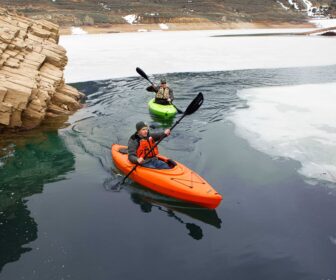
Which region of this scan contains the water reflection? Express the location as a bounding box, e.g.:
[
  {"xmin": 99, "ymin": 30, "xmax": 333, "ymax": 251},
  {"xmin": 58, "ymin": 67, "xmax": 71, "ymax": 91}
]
[
  {"xmin": 0, "ymin": 132, "xmax": 75, "ymax": 272},
  {"xmin": 131, "ymin": 193, "xmax": 204, "ymax": 240},
  {"xmin": 149, "ymin": 112, "xmax": 175, "ymax": 128},
  {"xmin": 126, "ymin": 184, "xmax": 221, "ymax": 240}
]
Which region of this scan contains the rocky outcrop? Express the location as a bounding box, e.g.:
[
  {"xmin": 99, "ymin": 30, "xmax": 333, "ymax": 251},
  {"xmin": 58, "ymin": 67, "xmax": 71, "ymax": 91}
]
[{"xmin": 0, "ymin": 8, "xmax": 84, "ymax": 131}]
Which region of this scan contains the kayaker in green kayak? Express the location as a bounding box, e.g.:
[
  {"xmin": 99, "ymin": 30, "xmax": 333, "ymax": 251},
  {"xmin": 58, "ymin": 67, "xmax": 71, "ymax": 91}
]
[
  {"xmin": 128, "ymin": 121, "xmax": 171, "ymax": 169},
  {"xmin": 153, "ymin": 78, "xmax": 174, "ymax": 105}
]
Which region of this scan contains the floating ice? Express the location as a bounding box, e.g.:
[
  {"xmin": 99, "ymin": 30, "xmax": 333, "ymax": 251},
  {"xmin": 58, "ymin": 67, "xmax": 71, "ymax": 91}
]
[{"xmin": 228, "ymin": 83, "xmax": 336, "ymax": 185}]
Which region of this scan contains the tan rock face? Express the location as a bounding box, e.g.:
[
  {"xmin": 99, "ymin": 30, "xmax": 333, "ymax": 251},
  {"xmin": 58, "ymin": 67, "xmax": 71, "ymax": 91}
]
[{"xmin": 0, "ymin": 8, "xmax": 84, "ymax": 131}]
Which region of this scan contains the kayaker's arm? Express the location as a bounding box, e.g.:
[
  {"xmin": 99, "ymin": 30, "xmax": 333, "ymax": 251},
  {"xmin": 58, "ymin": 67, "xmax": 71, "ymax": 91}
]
[
  {"xmin": 150, "ymin": 130, "xmax": 170, "ymax": 142},
  {"xmin": 127, "ymin": 137, "xmax": 139, "ymax": 164},
  {"xmin": 169, "ymin": 88, "xmax": 174, "ymax": 102}
]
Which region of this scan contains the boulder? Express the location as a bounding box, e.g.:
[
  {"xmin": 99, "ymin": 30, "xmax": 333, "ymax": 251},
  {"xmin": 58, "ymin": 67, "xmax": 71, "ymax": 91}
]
[{"xmin": 0, "ymin": 8, "xmax": 84, "ymax": 131}]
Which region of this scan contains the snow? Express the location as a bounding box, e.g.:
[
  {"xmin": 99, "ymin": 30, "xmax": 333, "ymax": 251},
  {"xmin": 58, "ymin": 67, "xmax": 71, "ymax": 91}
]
[
  {"xmin": 99, "ymin": 2, "xmax": 111, "ymax": 11},
  {"xmin": 302, "ymin": 0, "xmax": 315, "ymax": 16},
  {"xmin": 277, "ymin": 0, "xmax": 289, "ymax": 10},
  {"xmin": 310, "ymin": 18, "xmax": 336, "ymax": 28},
  {"xmin": 228, "ymin": 83, "xmax": 336, "ymax": 185},
  {"xmin": 123, "ymin": 14, "xmax": 137, "ymax": 24},
  {"xmin": 288, "ymin": 0, "xmax": 299, "ymax": 10},
  {"xmin": 159, "ymin": 23, "xmax": 169, "ymax": 30},
  {"xmin": 59, "ymin": 29, "xmax": 336, "ymax": 185},
  {"xmin": 302, "ymin": 0, "xmax": 312, "ymax": 10},
  {"xmin": 71, "ymin": 27, "xmax": 87, "ymax": 35},
  {"xmin": 279, "ymin": 0, "xmax": 317, "ymax": 12}
]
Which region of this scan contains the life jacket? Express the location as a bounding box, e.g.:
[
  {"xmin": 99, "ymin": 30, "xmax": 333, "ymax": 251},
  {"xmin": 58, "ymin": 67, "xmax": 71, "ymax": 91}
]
[
  {"xmin": 156, "ymin": 87, "xmax": 170, "ymax": 100},
  {"xmin": 136, "ymin": 136, "xmax": 159, "ymax": 158}
]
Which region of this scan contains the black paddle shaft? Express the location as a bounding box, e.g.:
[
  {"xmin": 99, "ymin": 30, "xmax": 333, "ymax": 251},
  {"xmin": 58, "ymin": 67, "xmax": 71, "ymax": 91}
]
[{"xmin": 121, "ymin": 92, "xmax": 204, "ymax": 184}]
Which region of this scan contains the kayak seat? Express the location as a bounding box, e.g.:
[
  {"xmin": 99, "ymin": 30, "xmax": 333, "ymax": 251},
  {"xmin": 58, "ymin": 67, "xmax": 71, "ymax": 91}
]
[
  {"xmin": 118, "ymin": 148, "xmax": 128, "ymax": 154},
  {"xmin": 154, "ymin": 98, "xmax": 170, "ymax": 105},
  {"xmin": 166, "ymin": 158, "xmax": 177, "ymax": 168}
]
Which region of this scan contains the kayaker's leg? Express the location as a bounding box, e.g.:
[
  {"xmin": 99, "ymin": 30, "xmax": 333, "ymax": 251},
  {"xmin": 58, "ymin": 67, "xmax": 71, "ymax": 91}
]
[
  {"xmin": 142, "ymin": 159, "xmax": 157, "ymax": 169},
  {"xmin": 142, "ymin": 158, "xmax": 170, "ymax": 169},
  {"xmin": 154, "ymin": 159, "xmax": 171, "ymax": 169},
  {"xmin": 154, "ymin": 98, "xmax": 169, "ymax": 105}
]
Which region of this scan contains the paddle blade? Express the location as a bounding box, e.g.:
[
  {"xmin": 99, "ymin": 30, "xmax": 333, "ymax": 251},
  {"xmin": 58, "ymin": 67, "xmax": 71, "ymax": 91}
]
[
  {"xmin": 186, "ymin": 223, "xmax": 203, "ymax": 240},
  {"xmin": 103, "ymin": 176, "xmax": 124, "ymax": 191},
  {"xmin": 184, "ymin": 92, "xmax": 204, "ymax": 115},
  {"xmin": 136, "ymin": 67, "xmax": 149, "ymax": 80},
  {"xmin": 146, "ymin": 85, "xmax": 156, "ymax": 92}
]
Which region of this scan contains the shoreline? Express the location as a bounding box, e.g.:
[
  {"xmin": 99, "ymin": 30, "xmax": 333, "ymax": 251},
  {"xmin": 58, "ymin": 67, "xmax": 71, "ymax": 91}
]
[{"xmin": 59, "ymin": 21, "xmax": 316, "ymax": 35}]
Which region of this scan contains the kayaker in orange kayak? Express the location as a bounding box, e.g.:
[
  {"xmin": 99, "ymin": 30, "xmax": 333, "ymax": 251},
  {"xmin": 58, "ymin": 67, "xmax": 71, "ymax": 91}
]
[
  {"xmin": 111, "ymin": 93, "xmax": 222, "ymax": 209},
  {"xmin": 128, "ymin": 121, "xmax": 171, "ymax": 169}
]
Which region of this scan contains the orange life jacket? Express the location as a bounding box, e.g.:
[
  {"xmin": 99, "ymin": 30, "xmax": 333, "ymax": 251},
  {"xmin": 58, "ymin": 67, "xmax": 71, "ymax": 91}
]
[{"xmin": 136, "ymin": 137, "xmax": 159, "ymax": 158}]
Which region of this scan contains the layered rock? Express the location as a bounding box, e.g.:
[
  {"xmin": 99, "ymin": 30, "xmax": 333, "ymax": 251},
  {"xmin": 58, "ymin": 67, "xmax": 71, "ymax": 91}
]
[{"xmin": 0, "ymin": 8, "xmax": 84, "ymax": 131}]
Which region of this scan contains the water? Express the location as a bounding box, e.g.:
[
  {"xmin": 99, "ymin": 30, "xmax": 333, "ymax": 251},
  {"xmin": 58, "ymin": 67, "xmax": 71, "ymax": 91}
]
[{"xmin": 1, "ymin": 65, "xmax": 336, "ymax": 279}]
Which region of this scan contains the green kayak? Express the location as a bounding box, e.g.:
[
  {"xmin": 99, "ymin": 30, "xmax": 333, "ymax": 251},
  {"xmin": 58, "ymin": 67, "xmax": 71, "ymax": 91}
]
[{"xmin": 148, "ymin": 98, "xmax": 177, "ymax": 118}]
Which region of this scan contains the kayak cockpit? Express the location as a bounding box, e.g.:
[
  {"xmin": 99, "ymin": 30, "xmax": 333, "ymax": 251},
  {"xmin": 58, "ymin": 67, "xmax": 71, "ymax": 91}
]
[{"xmin": 117, "ymin": 146, "xmax": 177, "ymax": 169}]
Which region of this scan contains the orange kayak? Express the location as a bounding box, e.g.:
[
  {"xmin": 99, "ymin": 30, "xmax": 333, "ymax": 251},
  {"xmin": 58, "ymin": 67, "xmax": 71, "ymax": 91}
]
[{"xmin": 111, "ymin": 144, "xmax": 222, "ymax": 209}]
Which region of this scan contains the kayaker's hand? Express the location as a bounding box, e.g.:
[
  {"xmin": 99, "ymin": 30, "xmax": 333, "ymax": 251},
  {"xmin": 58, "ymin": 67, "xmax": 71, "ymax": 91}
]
[
  {"xmin": 164, "ymin": 129, "xmax": 171, "ymax": 136},
  {"xmin": 137, "ymin": 157, "xmax": 144, "ymax": 164},
  {"xmin": 167, "ymin": 98, "xmax": 171, "ymax": 102}
]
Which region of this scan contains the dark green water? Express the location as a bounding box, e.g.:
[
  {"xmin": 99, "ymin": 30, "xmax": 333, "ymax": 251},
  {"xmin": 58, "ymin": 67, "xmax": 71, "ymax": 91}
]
[{"xmin": 1, "ymin": 65, "xmax": 336, "ymax": 280}]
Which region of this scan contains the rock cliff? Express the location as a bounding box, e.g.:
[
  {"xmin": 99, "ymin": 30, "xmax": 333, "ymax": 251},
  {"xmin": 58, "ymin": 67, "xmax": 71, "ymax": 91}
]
[{"xmin": 0, "ymin": 8, "xmax": 84, "ymax": 132}]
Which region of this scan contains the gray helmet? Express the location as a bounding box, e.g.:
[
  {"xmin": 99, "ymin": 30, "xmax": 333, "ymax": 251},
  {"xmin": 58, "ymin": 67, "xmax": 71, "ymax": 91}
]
[{"xmin": 160, "ymin": 78, "xmax": 166, "ymax": 84}]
